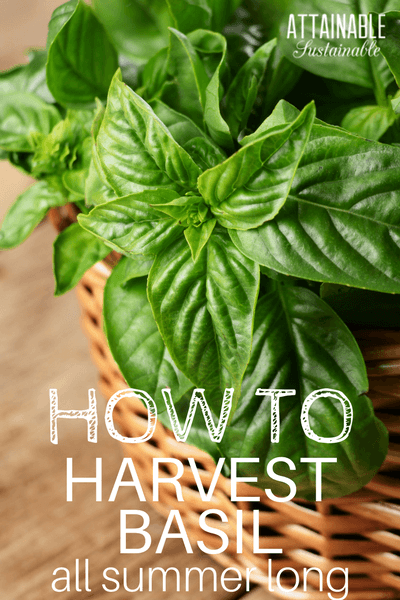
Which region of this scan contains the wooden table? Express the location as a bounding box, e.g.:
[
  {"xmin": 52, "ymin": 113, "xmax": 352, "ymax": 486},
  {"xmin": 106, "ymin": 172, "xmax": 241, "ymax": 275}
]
[
  {"xmin": 0, "ymin": 163, "xmax": 278, "ymax": 600},
  {"xmin": 0, "ymin": 2, "xmax": 273, "ymax": 598}
]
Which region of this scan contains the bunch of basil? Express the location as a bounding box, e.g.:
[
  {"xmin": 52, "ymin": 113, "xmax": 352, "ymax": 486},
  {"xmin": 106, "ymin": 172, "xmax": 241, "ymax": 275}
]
[{"xmin": 1, "ymin": 0, "xmax": 400, "ymax": 500}]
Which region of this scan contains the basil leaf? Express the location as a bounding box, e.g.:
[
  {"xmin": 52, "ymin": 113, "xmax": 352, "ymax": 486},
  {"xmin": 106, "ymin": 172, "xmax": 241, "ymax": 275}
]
[
  {"xmin": 0, "ymin": 93, "xmax": 61, "ymax": 152},
  {"xmin": 53, "ymin": 223, "xmax": 110, "ymax": 296},
  {"xmin": 151, "ymin": 195, "xmax": 198, "ymax": 222},
  {"xmin": 61, "ymin": 132, "xmax": 92, "ymax": 198},
  {"xmin": 280, "ymin": 0, "xmax": 395, "ymax": 96},
  {"xmin": 184, "ymin": 219, "xmax": 216, "ymax": 261},
  {"xmin": 341, "ymin": 105, "xmax": 396, "ymax": 141},
  {"xmin": 165, "ymin": 29, "xmax": 209, "ymax": 128},
  {"xmin": 104, "ymin": 258, "xmax": 193, "ymax": 410},
  {"xmin": 150, "ymin": 99, "xmax": 226, "ymax": 168},
  {"xmin": 167, "ymin": 0, "xmax": 241, "ymax": 33},
  {"xmin": 62, "ymin": 170, "xmax": 87, "ymax": 199},
  {"xmin": 241, "ymin": 98, "xmax": 300, "ymax": 145},
  {"xmin": 231, "ymin": 121, "xmax": 400, "ymax": 293},
  {"xmin": 148, "ymin": 229, "xmax": 260, "ymax": 414},
  {"xmin": 167, "ymin": 0, "xmax": 213, "ymax": 34},
  {"xmin": 198, "ymin": 102, "xmax": 315, "ymax": 230},
  {"xmin": 91, "ymin": 98, "xmax": 105, "ymax": 140},
  {"xmin": 262, "ymin": 47, "xmax": 302, "ymax": 117},
  {"xmin": 393, "ymin": 95, "xmax": 400, "ymax": 114},
  {"xmin": 216, "ymin": 282, "xmax": 388, "ymax": 500},
  {"xmin": 85, "ymin": 100, "xmax": 116, "ymax": 206},
  {"xmin": 141, "ymin": 47, "xmax": 169, "ymax": 100},
  {"xmin": 224, "ymin": 39, "xmax": 277, "ymax": 139},
  {"xmin": 93, "ymin": 0, "xmax": 170, "ymax": 65},
  {"xmin": 210, "ymin": 0, "xmax": 242, "ymax": 30},
  {"xmin": 47, "ymin": 0, "xmax": 118, "ymax": 107},
  {"xmin": 120, "ymin": 256, "xmax": 154, "ymax": 282},
  {"xmin": 372, "ymin": 11, "xmax": 400, "ymax": 86},
  {"xmin": 96, "ymin": 71, "xmax": 201, "ymax": 196},
  {"xmin": 78, "ymin": 189, "xmax": 184, "ymax": 257},
  {"xmin": 85, "ymin": 158, "xmax": 116, "ymax": 207},
  {"xmin": 156, "ymin": 391, "xmax": 218, "ymax": 459},
  {"xmin": 46, "ymin": 0, "xmax": 77, "ymax": 49},
  {"xmin": 31, "ymin": 109, "xmax": 93, "ymax": 181},
  {"xmin": 189, "ymin": 30, "xmax": 233, "ymax": 149},
  {"xmin": 0, "ymin": 181, "xmax": 66, "ymax": 249},
  {"xmin": 0, "ymin": 50, "xmax": 54, "ymax": 103}
]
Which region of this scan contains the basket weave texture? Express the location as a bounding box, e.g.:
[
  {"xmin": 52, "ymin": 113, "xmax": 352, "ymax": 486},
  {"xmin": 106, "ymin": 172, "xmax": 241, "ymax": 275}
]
[{"xmin": 50, "ymin": 208, "xmax": 400, "ymax": 599}]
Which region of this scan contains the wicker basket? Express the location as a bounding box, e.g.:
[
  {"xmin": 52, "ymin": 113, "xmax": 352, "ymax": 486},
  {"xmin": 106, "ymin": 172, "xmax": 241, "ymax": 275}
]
[{"xmin": 50, "ymin": 208, "xmax": 400, "ymax": 599}]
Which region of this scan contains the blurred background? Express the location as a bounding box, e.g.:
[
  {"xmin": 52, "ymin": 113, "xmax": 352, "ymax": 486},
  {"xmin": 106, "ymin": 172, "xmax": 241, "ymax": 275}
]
[{"xmin": 0, "ymin": 2, "xmax": 256, "ymax": 599}]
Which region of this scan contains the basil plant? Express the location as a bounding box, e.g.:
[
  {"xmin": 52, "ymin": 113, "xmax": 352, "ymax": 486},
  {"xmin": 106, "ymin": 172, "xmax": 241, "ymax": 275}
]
[{"xmin": 1, "ymin": 0, "xmax": 400, "ymax": 500}]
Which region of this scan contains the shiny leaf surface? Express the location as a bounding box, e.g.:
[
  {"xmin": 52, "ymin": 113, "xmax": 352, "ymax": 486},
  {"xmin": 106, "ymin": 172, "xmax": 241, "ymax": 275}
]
[
  {"xmin": 148, "ymin": 229, "xmax": 259, "ymax": 413},
  {"xmin": 53, "ymin": 223, "xmax": 110, "ymax": 295},
  {"xmin": 96, "ymin": 71, "xmax": 201, "ymax": 196},
  {"xmin": 232, "ymin": 105, "xmax": 400, "ymax": 292},
  {"xmin": 104, "ymin": 258, "xmax": 193, "ymax": 409},
  {"xmin": 47, "ymin": 0, "xmax": 118, "ymax": 107},
  {"xmin": 78, "ymin": 189, "xmax": 184, "ymax": 257},
  {"xmin": 0, "ymin": 92, "xmax": 60, "ymax": 152},
  {"xmin": 217, "ymin": 281, "xmax": 388, "ymax": 499},
  {"xmin": 198, "ymin": 102, "xmax": 315, "ymax": 229},
  {"xmin": 0, "ymin": 182, "xmax": 66, "ymax": 249}
]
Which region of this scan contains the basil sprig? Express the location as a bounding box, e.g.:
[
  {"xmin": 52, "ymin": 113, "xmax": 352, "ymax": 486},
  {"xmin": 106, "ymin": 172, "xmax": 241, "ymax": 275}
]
[{"xmin": 3, "ymin": 0, "xmax": 400, "ymax": 499}]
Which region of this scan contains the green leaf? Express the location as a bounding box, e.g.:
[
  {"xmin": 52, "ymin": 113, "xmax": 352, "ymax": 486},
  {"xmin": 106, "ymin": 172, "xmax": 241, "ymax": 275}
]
[
  {"xmin": 0, "ymin": 50, "xmax": 54, "ymax": 103},
  {"xmin": 341, "ymin": 104, "xmax": 396, "ymax": 141},
  {"xmin": 241, "ymin": 98, "xmax": 300, "ymax": 145},
  {"xmin": 262, "ymin": 47, "xmax": 302, "ymax": 117},
  {"xmin": 231, "ymin": 118, "xmax": 400, "ymax": 293},
  {"xmin": 0, "ymin": 181, "xmax": 66, "ymax": 249},
  {"xmin": 120, "ymin": 256, "xmax": 154, "ymax": 282},
  {"xmin": 167, "ymin": 0, "xmax": 242, "ymax": 33},
  {"xmin": 62, "ymin": 169, "xmax": 87, "ymax": 198},
  {"xmin": 280, "ymin": 0, "xmax": 395, "ymax": 96},
  {"xmin": 104, "ymin": 258, "xmax": 193, "ymax": 410},
  {"xmin": 391, "ymin": 92, "xmax": 400, "ymax": 115},
  {"xmin": 0, "ymin": 92, "xmax": 61, "ymax": 152},
  {"xmin": 224, "ymin": 39, "xmax": 277, "ymax": 139},
  {"xmin": 372, "ymin": 11, "xmax": 400, "ymax": 87},
  {"xmin": 91, "ymin": 98, "xmax": 105, "ymax": 140},
  {"xmin": 198, "ymin": 102, "xmax": 315, "ymax": 230},
  {"xmin": 93, "ymin": 0, "xmax": 170, "ymax": 65},
  {"xmin": 147, "ymin": 229, "xmax": 260, "ymax": 414},
  {"xmin": 165, "ymin": 28, "xmax": 209, "ymax": 128},
  {"xmin": 392, "ymin": 95, "xmax": 400, "ymax": 113},
  {"xmin": 46, "ymin": 0, "xmax": 118, "ymax": 107},
  {"xmin": 96, "ymin": 71, "xmax": 201, "ymax": 196},
  {"xmin": 85, "ymin": 100, "xmax": 116, "ymax": 206},
  {"xmin": 85, "ymin": 157, "xmax": 116, "ymax": 206},
  {"xmin": 46, "ymin": 0, "xmax": 78, "ymax": 49},
  {"xmin": 141, "ymin": 47, "xmax": 169, "ymax": 100},
  {"xmin": 167, "ymin": 0, "xmax": 212, "ymax": 33},
  {"xmin": 150, "ymin": 99, "xmax": 226, "ymax": 168},
  {"xmin": 151, "ymin": 195, "xmax": 198, "ymax": 221},
  {"xmin": 31, "ymin": 109, "xmax": 93, "ymax": 181},
  {"xmin": 53, "ymin": 223, "xmax": 110, "ymax": 295},
  {"xmin": 184, "ymin": 219, "xmax": 216, "ymax": 261},
  {"xmin": 189, "ymin": 29, "xmax": 232, "ymax": 149},
  {"xmin": 216, "ymin": 281, "xmax": 388, "ymax": 500},
  {"xmin": 209, "ymin": 0, "xmax": 242, "ymax": 30},
  {"xmin": 78, "ymin": 189, "xmax": 184, "ymax": 257}
]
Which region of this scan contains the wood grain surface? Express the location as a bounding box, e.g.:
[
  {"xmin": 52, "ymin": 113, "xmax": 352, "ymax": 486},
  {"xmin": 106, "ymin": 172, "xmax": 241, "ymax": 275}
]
[{"xmin": 0, "ymin": 2, "xmax": 274, "ymax": 598}]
